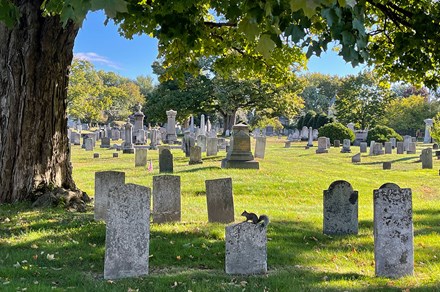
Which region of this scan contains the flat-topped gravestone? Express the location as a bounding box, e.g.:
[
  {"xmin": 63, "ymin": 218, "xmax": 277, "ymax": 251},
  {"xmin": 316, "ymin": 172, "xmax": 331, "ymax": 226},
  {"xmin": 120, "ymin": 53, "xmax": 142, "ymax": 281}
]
[
  {"xmin": 307, "ymin": 127, "xmax": 314, "ymax": 147},
  {"xmin": 396, "ymin": 142, "xmax": 404, "ymax": 154},
  {"xmin": 334, "ymin": 140, "xmax": 341, "ymax": 147},
  {"xmin": 383, "ymin": 162, "xmax": 392, "ymax": 170},
  {"xmin": 390, "ymin": 138, "xmax": 397, "ymax": 148},
  {"xmin": 254, "ymin": 136, "xmax": 267, "ymax": 158},
  {"xmin": 374, "ymin": 188, "xmax": 413, "ymax": 278},
  {"xmin": 205, "ymin": 178, "xmax": 234, "ymax": 223},
  {"xmin": 225, "ymin": 222, "xmax": 267, "ymax": 275},
  {"xmin": 221, "ymin": 123, "xmax": 259, "ymax": 169},
  {"xmin": 159, "ymin": 149, "xmax": 173, "ymax": 173},
  {"xmin": 135, "ymin": 148, "xmax": 147, "ymax": 167},
  {"xmin": 94, "ymin": 171, "xmax": 125, "ymax": 221},
  {"xmin": 407, "ymin": 142, "xmax": 416, "ymax": 154},
  {"xmin": 340, "ymin": 139, "xmax": 351, "ymax": 153},
  {"xmin": 285, "ymin": 141, "xmax": 291, "ymax": 148},
  {"xmin": 206, "ymin": 137, "xmax": 218, "ymax": 156},
  {"xmin": 420, "ymin": 148, "xmax": 433, "ymax": 169},
  {"xmin": 316, "ymin": 137, "xmax": 329, "ymax": 154},
  {"xmin": 71, "ymin": 132, "xmax": 81, "ymax": 145},
  {"xmin": 153, "ymin": 175, "xmax": 181, "ymax": 223},
  {"xmin": 93, "ymin": 153, "xmax": 99, "ymax": 158},
  {"xmin": 85, "ymin": 138, "xmax": 93, "ymax": 151},
  {"xmin": 403, "ymin": 135, "xmax": 411, "ymax": 151},
  {"xmin": 197, "ymin": 134, "xmax": 207, "ymax": 152},
  {"xmin": 189, "ymin": 146, "xmax": 203, "ymax": 165},
  {"xmin": 369, "ymin": 141, "xmax": 376, "ymax": 155},
  {"xmin": 360, "ymin": 142, "xmax": 367, "ymax": 153},
  {"xmin": 104, "ymin": 183, "xmax": 151, "ymax": 280},
  {"xmin": 113, "ymin": 152, "xmax": 118, "ymax": 158},
  {"xmin": 373, "ymin": 143, "xmax": 384, "ymax": 155},
  {"xmin": 352, "ymin": 153, "xmax": 361, "ymax": 163},
  {"xmin": 384, "ymin": 142, "xmax": 392, "ymax": 154},
  {"xmin": 101, "ymin": 137, "xmax": 111, "ymax": 148},
  {"xmin": 323, "ymin": 180, "xmax": 358, "ymax": 235}
]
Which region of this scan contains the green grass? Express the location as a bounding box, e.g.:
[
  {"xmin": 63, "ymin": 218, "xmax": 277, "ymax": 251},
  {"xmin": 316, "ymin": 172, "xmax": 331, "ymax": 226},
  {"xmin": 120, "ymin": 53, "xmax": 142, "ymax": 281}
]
[{"xmin": 1, "ymin": 138, "xmax": 440, "ymax": 291}]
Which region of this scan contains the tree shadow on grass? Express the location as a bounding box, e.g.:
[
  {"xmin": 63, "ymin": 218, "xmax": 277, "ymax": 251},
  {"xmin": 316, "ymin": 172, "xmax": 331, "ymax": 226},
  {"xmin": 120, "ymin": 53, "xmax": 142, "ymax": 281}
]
[
  {"xmin": 175, "ymin": 166, "xmax": 222, "ymax": 174},
  {"xmin": 357, "ymin": 156, "xmax": 419, "ymax": 166}
]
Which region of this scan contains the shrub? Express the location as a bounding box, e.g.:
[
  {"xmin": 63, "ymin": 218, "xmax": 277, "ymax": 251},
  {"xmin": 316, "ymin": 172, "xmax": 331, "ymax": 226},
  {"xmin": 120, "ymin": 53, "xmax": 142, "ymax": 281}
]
[
  {"xmin": 318, "ymin": 122, "xmax": 355, "ymax": 144},
  {"xmin": 366, "ymin": 125, "xmax": 402, "ymax": 143}
]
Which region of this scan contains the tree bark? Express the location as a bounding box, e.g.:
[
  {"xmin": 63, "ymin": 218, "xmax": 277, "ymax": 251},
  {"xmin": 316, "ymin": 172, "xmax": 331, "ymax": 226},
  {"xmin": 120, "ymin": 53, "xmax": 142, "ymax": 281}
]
[
  {"xmin": 222, "ymin": 111, "xmax": 237, "ymax": 135},
  {"xmin": 0, "ymin": 1, "xmax": 79, "ymax": 203}
]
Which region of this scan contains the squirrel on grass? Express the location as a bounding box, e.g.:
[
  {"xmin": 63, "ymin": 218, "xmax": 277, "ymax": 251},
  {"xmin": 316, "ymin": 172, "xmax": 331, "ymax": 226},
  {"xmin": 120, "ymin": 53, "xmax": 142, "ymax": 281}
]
[{"xmin": 241, "ymin": 210, "xmax": 269, "ymax": 228}]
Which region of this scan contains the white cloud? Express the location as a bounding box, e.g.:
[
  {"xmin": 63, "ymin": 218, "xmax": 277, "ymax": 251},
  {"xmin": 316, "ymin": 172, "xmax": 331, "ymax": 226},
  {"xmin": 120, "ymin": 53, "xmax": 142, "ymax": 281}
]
[{"xmin": 74, "ymin": 52, "xmax": 123, "ymax": 70}]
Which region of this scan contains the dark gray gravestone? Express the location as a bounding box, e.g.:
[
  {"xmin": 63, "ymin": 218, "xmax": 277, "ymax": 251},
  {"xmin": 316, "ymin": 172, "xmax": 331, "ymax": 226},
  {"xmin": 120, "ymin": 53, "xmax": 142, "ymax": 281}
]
[
  {"xmin": 383, "ymin": 162, "xmax": 392, "ymax": 170},
  {"xmin": 153, "ymin": 175, "xmax": 181, "ymax": 223},
  {"xmin": 420, "ymin": 148, "xmax": 433, "ymax": 169},
  {"xmin": 101, "ymin": 137, "xmax": 111, "ymax": 148},
  {"xmin": 360, "ymin": 142, "xmax": 367, "ymax": 153},
  {"xmin": 384, "ymin": 142, "xmax": 392, "ymax": 154},
  {"xmin": 396, "ymin": 142, "xmax": 404, "ymax": 154},
  {"xmin": 225, "ymin": 222, "xmax": 267, "ymax": 275},
  {"xmin": 351, "ymin": 153, "xmax": 361, "ymax": 163},
  {"xmin": 159, "ymin": 149, "xmax": 173, "ymax": 173},
  {"xmin": 433, "ymin": 143, "xmax": 439, "ymax": 150},
  {"xmin": 374, "ymin": 188, "xmax": 413, "ymax": 278},
  {"xmin": 189, "ymin": 146, "xmax": 203, "ymax": 165},
  {"xmin": 334, "ymin": 140, "xmax": 341, "ymax": 147},
  {"xmin": 93, "ymin": 153, "xmax": 99, "ymax": 158},
  {"xmin": 104, "ymin": 183, "xmax": 151, "ymax": 280},
  {"xmin": 205, "ymin": 178, "xmax": 234, "ymax": 223},
  {"xmin": 379, "ymin": 182, "xmax": 400, "ymax": 190},
  {"xmin": 323, "ymin": 180, "xmax": 358, "ymax": 235},
  {"xmin": 94, "ymin": 171, "xmax": 125, "ymax": 221}
]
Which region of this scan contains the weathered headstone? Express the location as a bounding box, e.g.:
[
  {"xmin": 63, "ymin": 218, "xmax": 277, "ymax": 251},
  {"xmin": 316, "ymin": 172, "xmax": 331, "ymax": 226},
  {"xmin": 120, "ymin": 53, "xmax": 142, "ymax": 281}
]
[
  {"xmin": 379, "ymin": 182, "xmax": 400, "ymax": 190},
  {"xmin": 254, "ymin": 137, "xmax": 267, "ymax": 158},
  {"xmin": 85, "ymin": 138, "xmax": 93, "ymax": 151},
  {"xmin": 206, "ymin": 137, "xmax": 218, "ymax": 156},
  {"xmin": 221, "ymin": 124, "xmax": 259, "ymax": 169},
  {"xmin": 420, "ymin": 148, "xmax": 433, "ymax": 169},
  {"xmin": 369, "ymin": 141, "xmax": 376, "ymax": 155},
  {"xmin": 284, "ymin": 141, "xmax": 291, "ymax": 148},
  {"xmin": 407, "ymin": 142, "xmax": 416, "ymax": 154},
  {"xmin": 433, "ymin": 143, "xmax": 439, "ymax": 150},
  {"xmin": 111, "ymin": 128, "xmax": 121, "ymax": 141},
  {"xmin": 352, "ymin": 153, "xmax": 361, "ymax": 163},
  {"xmin": 100, "ymin": 137, "xmax": 111, "ymax": 148},
  {"xmin": 189, "ymin": 146, "xmax": 203, "ymax": 165},
  {"xmin": 104, "ymin": 184, "xmax": 151, "ymax": 280},
  {"xmin": 396, "ymin": 142, "xmax": 404, "ymax": 154},
  {"xmin": 94, "ymin": 171, "xmax": 125, "ymax": 221},
  {"xmin": 225, "ymin": 222, "xmax": 267, "ymax": 275},
  {"xmin": 390, "ymin": 138, "xmax": 397, "ymax": 148},
  {"xmin": 135, "ymin": 148, "xmax": 148, "ymax": 167},
  {"xmin": 165, "ymin": 109, "xmax": 178, "ymax": 144},
  {"xmin": 374, "ymin": 188, "xmax": 413, "ymax": 278},
  {"xmin": 383, "ymin": 162, "xmax": 392, "ymax": 170},
  {"xmin": 424, "ymin": 118, "xmax": 433, "ymax": 143},
  {"xmin": 205, "ymin": 178, "xmax": 234, "ymax": 223},
  {"xmin": 384, "ymin": 142, "xmax": 392, "ymax": 154},
  {"xmin": 307, "ymin": 127, "xmax": 314, "ymax": 147},
  {"xmin": 93, "ymin": 153, "xmax": 99, "ymax": 158},
  {"xmin": 360, "ymin": 142, "xmax": 367, "ymax": 153},
  {"xmin": 158, "ymin": 145, "xmax": 171, "ymax": 155},
  {"xmin": 340, "ymin": 139, "xmax": 351, "ymax": 153},
  {"xmin": 71, "ymin": 132, "xmax": 81, "ymax": 145},
  {"xmin": 403, "ymin": 135, "xmax": 412, "ymax": 151},
  {"xmin": 159, "ymin": 149, "xmax": 173, "ymax": 173},
  {"xmin": 123, "ymin": 119, "xmax": 135, "ymax": 154},
  {"xmin": 323, "ymin": 181, "xmax": 358, "ymax": 235},
  {"xmin": 334, "ymin": 140, "xmax": 341, "ymax": 147},
  {"xmin": 373, "ymin": 143, "xmax": 384, "ymax": 155},
  {"xmin": 197, "ymin": 134, "xmax": 207, "ymax": 152},
  {"xmin": 113, "ymin": 152, "xmax": 118, "ymax": 158},
  {"xmin": 153, "ymin": 175, "xmax": 181, "ymax": 223},
  {"xmin": 316, "ymin": 137, "xmax": 329, "ymax": 154}
]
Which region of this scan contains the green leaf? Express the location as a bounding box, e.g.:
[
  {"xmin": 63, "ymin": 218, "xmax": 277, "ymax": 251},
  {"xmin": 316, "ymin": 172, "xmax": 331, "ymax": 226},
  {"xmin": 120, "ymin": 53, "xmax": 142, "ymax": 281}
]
[
  {"xmin": 91, "ymin": 0, "xmax": 128, "ymax": 18},
  {"xmin": 321, "ymin": 7, "xmax": 339, "ymax": 27},
  {"xmin": 238, "ymin": 18, "xmax": 260, "ymax": 41},
  {"xmin": 352, "ymin": 19, "xmax": 365, "ymax": 35},
  {"xmin": 256, "ymin": 34, "xmax": 276, "ymax": 59},
  {"xmin": 290, "ymin": 0, "xmax": 306, "ymax": 12},
  {"xmin": 290, "ymin": 25, "xmax": 306, "ymax": 42}
]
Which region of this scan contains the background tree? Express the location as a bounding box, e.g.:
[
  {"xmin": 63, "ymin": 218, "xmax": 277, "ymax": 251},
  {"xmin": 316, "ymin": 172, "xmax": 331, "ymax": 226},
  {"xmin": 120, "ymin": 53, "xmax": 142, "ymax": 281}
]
[
  {"xmin": 298, "ymin": 73, "xmax": 341, "ymax": 114},
  {"xmin": 431, "ymin": 112, "xmax": 440, "ymax": 143},
  {"xmin": 335, "ymin": 71, "xmax": 393, "ymax": 129}
]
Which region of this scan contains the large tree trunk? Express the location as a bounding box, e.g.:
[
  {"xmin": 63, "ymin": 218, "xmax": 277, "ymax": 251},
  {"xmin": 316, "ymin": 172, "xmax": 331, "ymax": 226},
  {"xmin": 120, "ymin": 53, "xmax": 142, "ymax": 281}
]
[
  {"xmin": 0, "ymin": 1, "xmax": 79, "ymax": 203},
  {"xmin": 222, "ymin": 111, "xmax": 237, "ymax": 135}
]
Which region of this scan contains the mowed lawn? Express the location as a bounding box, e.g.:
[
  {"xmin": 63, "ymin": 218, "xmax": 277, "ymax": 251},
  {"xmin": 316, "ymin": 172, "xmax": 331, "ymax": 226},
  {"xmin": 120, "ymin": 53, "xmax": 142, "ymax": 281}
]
[{"xmin": 1, "ymin": 137, "xmax": 439, "ymax": 291}]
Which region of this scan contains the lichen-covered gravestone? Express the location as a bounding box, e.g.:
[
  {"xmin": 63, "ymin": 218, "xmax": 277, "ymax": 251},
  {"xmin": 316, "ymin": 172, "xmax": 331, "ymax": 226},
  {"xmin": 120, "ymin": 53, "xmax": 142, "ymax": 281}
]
[
  {"xmin": 420, "ymin": 148, "xmax": 433, "ymax": 169},
  {"xmin": 205, "ymin": 178, "xmax": 234, "ymax": 223},
  {"xmin": 374, "ymin": 187, "xmax": 413, "ymax": 278},
  {"xmin": 135, "ymin": 148, "xmax": 147, "ymax": 167},
  {"xmin": 316, "ymin": 137, "xmax": 328, "ymax": 154},
  {"xmin": 225, "ymin": 222, "xmax": 267, "ymax": 275},
  {"xmin": 360, "ymin": 142, "xmax": 367, "ymax": 153},
  {"xmin": 94, "ymin": 171, "xmax": 125, "ymax": 221},
  {"xmin": 351, "ymin": 153, "xmax": 361, "ymax": 163},
  {"xmin": 104, "ymin": 183, "xmax": 151, "ymax": 280},
  {"xmin": 254, "ymin": 136, "xmax": 267, "ymax": 158},
  {"xmin": 396, "ymin": 142, "xmax": 404, "ymax": 154},
  {"xmin": 152, "ymin": 175, "xmax": 181, "ymax": 223},
  {"xmin": 323, "ymin": 180, "xmax": 358, "ymax": 235},
  {"xmin": 189, "ymin": 146, "xmax": 203, "ymax": 165}
]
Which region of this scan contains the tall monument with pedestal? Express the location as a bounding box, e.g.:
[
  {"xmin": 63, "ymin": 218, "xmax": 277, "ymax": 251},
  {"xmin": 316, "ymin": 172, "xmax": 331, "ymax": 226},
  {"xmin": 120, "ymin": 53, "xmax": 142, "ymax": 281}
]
[
  {"xmin": 166, "ymin": 110, "xmax": 177, "ymax": 144},
  {"xmin": 133, "ymin": 104, "xmax": 145, "ymax": 144},
  {"xmin": 221, "ymin": 123, "xmax": 259, "ymax": 169},
  {"xmin": 424, "ymin": 118, "xmax": 433, "ymax": 144},
  {"xmin": 123, "ymin": 118, "xmax": 135, "ymax": 154}
]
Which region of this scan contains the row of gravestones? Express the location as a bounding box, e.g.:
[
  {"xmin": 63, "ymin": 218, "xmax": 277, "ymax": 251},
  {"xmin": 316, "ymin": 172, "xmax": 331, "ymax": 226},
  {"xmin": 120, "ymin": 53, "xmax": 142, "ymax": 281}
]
[
  {"xmin": 324, "ymin": 180, "xmax": 413, "ymax": 278},
  {"xmin": 95, "ymin": 172, "xmax": 260, "ymax": 279}
]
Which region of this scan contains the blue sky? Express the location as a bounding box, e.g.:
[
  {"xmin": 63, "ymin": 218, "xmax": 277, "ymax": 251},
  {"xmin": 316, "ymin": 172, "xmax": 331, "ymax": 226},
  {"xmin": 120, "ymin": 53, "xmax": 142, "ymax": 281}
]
[{"xmin": 73, "ymin": 11, "xmax": 366, "ymax": 82}]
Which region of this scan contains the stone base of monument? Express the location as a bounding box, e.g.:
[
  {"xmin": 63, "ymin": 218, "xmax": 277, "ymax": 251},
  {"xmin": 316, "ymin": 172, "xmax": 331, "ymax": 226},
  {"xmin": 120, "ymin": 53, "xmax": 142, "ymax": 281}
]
[
  {"xmin": 122, "ymin": 148, "xmax": 135, "ymax": 154},
  {"xmin": 225, "ymin": 222, "xmax": 267, "ymax": 275},
  {"xmin": 221, "ymin": 159, "xmax": 259, "ymax": 169},
  {"xmin": 315, "ymin": 148, "xmax": 328, "ymax": 154}
]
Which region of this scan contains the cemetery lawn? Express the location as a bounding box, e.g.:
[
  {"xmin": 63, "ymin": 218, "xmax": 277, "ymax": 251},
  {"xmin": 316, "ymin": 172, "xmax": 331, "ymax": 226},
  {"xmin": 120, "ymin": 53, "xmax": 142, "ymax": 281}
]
[{"xmin": 1, "ymin": 138, "xmax": 440, "ymax": 291}]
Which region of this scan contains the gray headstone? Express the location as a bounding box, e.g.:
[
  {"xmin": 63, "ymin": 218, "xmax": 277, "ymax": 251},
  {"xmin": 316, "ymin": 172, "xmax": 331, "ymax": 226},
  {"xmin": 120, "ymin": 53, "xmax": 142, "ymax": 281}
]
[
  {"xmin": 71, "ymin": 132, "xmax": 81, "ymax": 145},
  {"xmin": 158, "ymin": 145, "xmax": 171, "ymax": 155},
  {"xmin": 384, "ymin": 142, "xmax": 392, "ymax": 154},
  {"xmin": 340, "ymin": 139, "xmax": 351, "ymax": 153},
  {"xmin": 104, "ymin": 184, "xmax": 151, "ymax": 280},
  {"xmin": 396, "ymin": 142, "xmax": 404, "ymax": 154},
  {"xmin": 403, "ymin": 135, "xmax": 411, "ymax": 151},
  {"xmin": 94, "ymin": 171, "xmax": 125, "ymax": 221},
  {"xmin": 221, "ymin": 124, "xmax": 259, "ymax": 169},
  {"xmin": 225, "ymin": 222, "xmax": 267, "ymax": 275},
  {"xmin": 316, "ymin": 137, "xmax": 329, "ymax": 154},
  {"xmin": 390, "ymin": 138, "xmax": 397, "ymax": 148},
  {"xmin": 153, "ymin": 175, "xmax": 181, "ymax": 223},
  {"xmin": 352, "ymin": 153, "xmax": 361, "ymax": 163},
  {"xmin": 407, "ymin": 142, "xmax": 416, "ymax": 154},
  {"xmin": 369, "ymin": 141, "xmax": 376, "ymax": 155},
  {"xmin": 93, "ymin": 153, "xmax": 99, "ymax": 158},
  {"xmin": 159, "ymin": 149, "xmax": 173, "ymax": 173},
  {"xmin": 379, "ymin": 183, "xmax": 400, "ymax": 190},
  {"xmin": 85, "ymin": 138, "xmax": 93, "ymax": 151},
  {"xmin": 197, "ymin": 134, "xmax": 207, "ymax": 152},
  {"xmin": 383, "ymin": 162, "xmax": 392, "ymax": 170},
  {"xmin": 420, "ymin": 148, "xmax": 433, "ymax": 169},
  {"xmin": 205, "ymin": 178, "xmax": 234, "ymax": 223},
  {"xmin": 206, "ymin": 137, "xmax": 218, "ymax": 156},
  {"xmin": 334, "ymin": 140, "xmax": 341, "ymax": 147},
  {"xmin": 433, "ymin": 143, "xmax": 439, "ymax": 150},
  {"xmin": 101, "ymin": 137, "xmax": 111, "ymax": 148},
  {"xmin": 323, "ymin": 180, "xmax": 358, "ymax": 235},
  {"xmin": 373, "ymin": 143, "xmax": 384, "ymax": 155},
  {"xmin": 113, "ymin": 152, "xmax": 118, "ymax": 158},
  {"xmin": 374, "ymin": 188, "xmax": 413, "ymax": 278},
  {"xmin": 135, "ymin": 148, "xmax": 148, "ymax": 167},
  {"xmin": 255, "ymin": 137, "xmax": 267, "ymax": 158},
  {"xmin": 284, "ymin": 141, "xmax": 291, "ymax": 148},
  {"xmin": 189, "ymin": 146, "xmax": 203, "ymax": 165},
  {"xmin": 360, "ymin": 142, "xmax": 367, "ymax": 153}
]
